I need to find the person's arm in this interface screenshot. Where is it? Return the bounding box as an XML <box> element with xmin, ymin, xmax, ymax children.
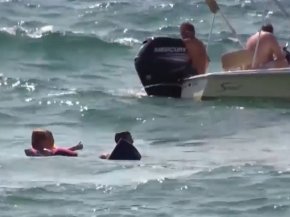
<box><xmin>100</xmin><ymin>153</ymin><xmax>110</xmax><ymax>159</ymax></box>
<box><xmin>25</xmin><ymin>149</ymin><xmax>37</xmax><ymax>157</ymax></box>
<box><xmin>68</xmin><ymin>142</ymin><xmax>83</xmax><ymax>151</ymax></box>
<box><xmin>24</xmin><ymin>149</ymin><xmax>53</xmax><ymax>157</ymax></box>
<box><xmin>270</xmin><ymin>35</ymin><xmax>288</xmax><ymax>67</ymax></box>
<box><xmin>53</xmin><ymin>148</ymin><xmax>78</xmax><ymax>157</ymax></box>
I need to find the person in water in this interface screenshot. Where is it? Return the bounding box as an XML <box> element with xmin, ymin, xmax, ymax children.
<box><xmin>25</xmin><ymin>129</ymin><xmax>51</xmax><ymax>156</ymax></box>
<box><xmin>246</xmin><ymin>23</ymin><xmax>288</xmax><ymax>69</ymax></box>
<box><xmin>24</xmin><ymin>129</ymin><xmax>83</xmax><ymax>157</ymax></box>
<box><xmin>180</xmin><ymin>22</ymin><xmax>209</xmax><ymax>74</ymax></box>
<box><xmin>100</xmin><ymin>131</ymin><xmax>141</xmax><ymax>160</ymax></box>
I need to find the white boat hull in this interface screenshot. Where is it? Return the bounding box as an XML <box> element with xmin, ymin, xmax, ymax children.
<box><xmin>181</xmin><ymin>68</ymin><xmax>290</xmax><ymax>100</ymax></box>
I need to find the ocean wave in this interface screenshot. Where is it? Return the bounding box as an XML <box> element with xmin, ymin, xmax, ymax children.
<box><xmin>85</xmin><ymin>1</ymin><xmax>131</xmax><ymax>10</ymax></box>
<box><xmin>113</xmin><ymin>37</ymin><xmax>141</xmax><ymax>46</ymax></box>
<box><xmin>0</xmin><ymin>112</ymin><xmax>19</xmax><ymax>122</ymax></box>
<box><xmin>0</xmin><ymin>26</ymin><xmax>133</xmax><ymax>52</ymax></box>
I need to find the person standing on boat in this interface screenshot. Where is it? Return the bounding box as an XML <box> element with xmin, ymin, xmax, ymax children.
<box><xmin>180</xmin><ymin>22</ymin><xmax>209</xmax><ymax>74</ymax></box>
<box><xmin>246</xmin><ymin>24</ymin><xmax>288</xmax><ymax>69</ymax></box>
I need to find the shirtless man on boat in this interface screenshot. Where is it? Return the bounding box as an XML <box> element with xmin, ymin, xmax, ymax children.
<box><xmin>180</xmin><ymin>22</ymin><xmax>209</xmax><ymax>74</ymax></box>
<box><xmin>246</xmin><ymin>23</ymin><xmax>289</xmax><ymax>69</ymax></box>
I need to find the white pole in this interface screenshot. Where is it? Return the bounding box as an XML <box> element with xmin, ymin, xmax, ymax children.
<box><xmin>207</xmin><ymin>14</ymin><xmax>216</xmax><ymax>51</ymax></box>
<box><xmin>251</xmin><ymin>30</ymin><xmax>262</xmax><ymax>68</ymax></box>
<box><xmin>219</xmin><ymin>11</ymin><xmax>244</xmax><ymax>48</ymax></box>
<box><xmin>205</xmin><ymin>0</ymin><xmax>244</xmax><ymax>48</ymax></box>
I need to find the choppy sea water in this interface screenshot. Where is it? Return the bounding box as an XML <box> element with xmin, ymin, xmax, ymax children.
<box><xmin>1</xmin><ymin>0</ymin><xmax>290</xmax><ymax>216</ymax></box>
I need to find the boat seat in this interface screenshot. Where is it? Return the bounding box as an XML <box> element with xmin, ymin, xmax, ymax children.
<box><xmin>221</xmin><ymin>50</ymin><xmax>254</xmax><ymax>71</ymax></box>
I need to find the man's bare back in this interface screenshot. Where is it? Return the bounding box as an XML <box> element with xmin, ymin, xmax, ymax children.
<box><xmin>246</xmin><ymin>24</ymin><xmax>288</xmax><ymax>69</ymax></box>
<box><xmin>180</xmin><ymin>22</ymin><xmax>209</xmax><ymax>74</ymax></box>
<box><xmin>183</xmin><ymin>38</ymin><xmax>208</xmax><ymax>74</ymax></box>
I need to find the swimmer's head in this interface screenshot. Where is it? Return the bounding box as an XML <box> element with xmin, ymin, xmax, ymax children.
<box><xmin>180</xmin><ymin>22</ymin><xmax>195</xmax><ymax>39</ymax></box>
<box><xmin>261</xmin><ymin>24</ymin><xmax>274</xmax><ymax>33</ymax></box>
<box><xmin>31</xmin><ymin>129</ymin><xmax>47</xmax><ymax>151</ymax></box>
<box><xmin>45</xmin><ymin>130</ymin><xmax>55</xmax><ymax>149</ymax></box>
<box><xmin>114</xmin><ymin>131</ymin><xmax>134</xmax><ymax>144</ymax></box>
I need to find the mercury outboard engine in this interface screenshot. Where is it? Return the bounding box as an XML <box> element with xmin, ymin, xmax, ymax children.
<box><xmin>134</xmin><ymin>37</ymin><xmax>197</xmax><ymax>98</ymax></box>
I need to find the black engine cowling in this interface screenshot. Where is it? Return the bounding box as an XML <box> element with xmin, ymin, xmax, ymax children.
<box><xmin>134</xmin><ymin>37</ymin><xmax>197</xmax><ymax>98</ymax></box>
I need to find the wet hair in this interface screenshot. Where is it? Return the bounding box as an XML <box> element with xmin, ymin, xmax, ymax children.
<box><xmin>46</xmin><ymin>130</ymin><xmax>54</xmax><ymax>145</ymax></box>
<box><xmin>261</xmin><ymin>24</ymin><xmax>274</xmax><ymax>33</ymax></box>
<box><xmin>114</xmin><ymin>131</ymin><xmax>132</xmax><ymax>143</ymax></box>
<box><xmin>180</xmin><ymin>22</ymin><xmax>195</xmax><ymax>36</ymax></box>
<box><xmin>31</xmin><ymin>129</ymin><xmax>47</xmax><ymax>150</ymax></box>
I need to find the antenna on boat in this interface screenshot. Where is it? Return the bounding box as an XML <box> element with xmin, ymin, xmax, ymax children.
<box><xmin>205</xmin><ymin>0</ymin><xmax>244</xmax><ymax>48</ymax></box>
<box><xmin>207</xmin><ymin>12</ymin><xmax>216</xmax><ymax>52</ymax></box>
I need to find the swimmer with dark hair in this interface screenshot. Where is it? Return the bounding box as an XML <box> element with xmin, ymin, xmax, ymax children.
<box><xmin>24</xmin><ymin>129</ymin><xmax>83</xmax><ymax>157</ymax></box>
<box><xmin>100</xmin><ymin>131</ymin><xmax>141</xmax><ymax>160</ymax></box>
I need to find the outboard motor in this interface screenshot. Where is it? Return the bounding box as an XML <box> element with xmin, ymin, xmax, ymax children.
<box><xmin>134</xmin><ymin>37</ymin><xmax>197</xmax><ymax>98</ymax></box>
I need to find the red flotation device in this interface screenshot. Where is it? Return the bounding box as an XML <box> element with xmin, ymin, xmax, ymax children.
<box><xmin>25</xmin><ymin>147</ymin><xmax>78</xmax><ymax>157</ymax></box>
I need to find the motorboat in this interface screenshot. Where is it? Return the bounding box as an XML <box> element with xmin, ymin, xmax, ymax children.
<box><xmin>134</xmin><ymin>0</ymin><xmax>290</xmax><ymax>100</ymax></box>
<box><xmin>134</xmin><ymin>37</ymin><xmax>290</xmax><ymax>100</ymax></box>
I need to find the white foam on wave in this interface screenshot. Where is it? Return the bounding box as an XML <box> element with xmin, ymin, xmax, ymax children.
<box><xmin>0</xmin><ymin>25</ymin><xmax>54</xmax><ymax>38</ymax></box>
<box><xmin>88</xmin><ymin>3</ymin><xmax>102</xmax><ymax>9</ymax></box>
<box><xmin>47</xmin><ymin>90</ymin><xmax>77</xmax><ymax>97</ymax></box>
<box><xmin>108</xmin><ymin>88</ymin><xmax>146</xmax><ymax>99</ymax></box>
<box><xmin>157</xmin><ymin>3</ymin><xmax>175</xmax><ymax>9</ymax></box>
<box><xmin>95</xmin><ymin>167</ymin><xmax>201</xmax><ymax>186</ymax></box>
<box><xmin>0</xmin><ymin>75</ymin><xmax>36</xmax><ymax>92</ymax></box>
<box><xmin>0</xmin><ymin>26</ymin><xmax>17</xmax><ymax>35</ymax></box>
<box><xmin>27</xmin><ymin>25</ymin><xmax>54</xmax><ymax>39</ymax></box>
<box><xmin>114</xmin><ymin>37</ymin><xmax>141</xmax><ymax>46</ymax></box>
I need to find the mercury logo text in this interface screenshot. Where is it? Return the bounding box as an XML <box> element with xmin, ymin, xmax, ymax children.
<box><xmin>154</xmin><ymin>47</ymin><xmax>186</xmax><ymax>53</ymax></box>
